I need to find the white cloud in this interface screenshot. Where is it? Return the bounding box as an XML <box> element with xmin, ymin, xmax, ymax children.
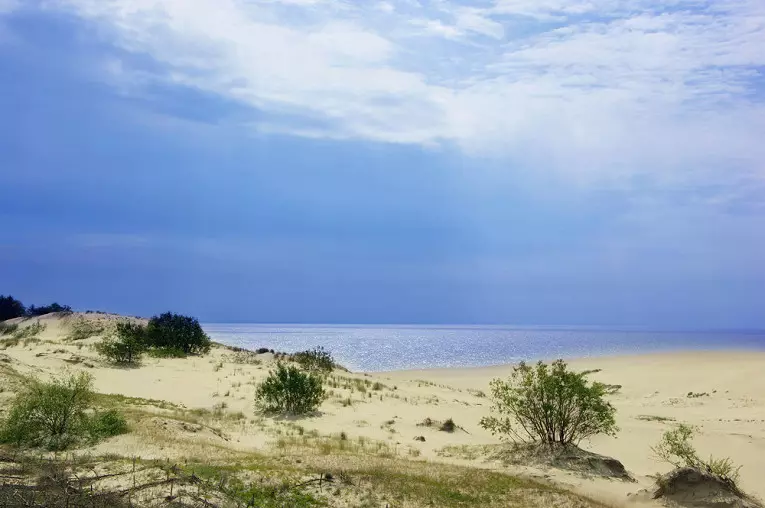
<box><xmin>39</xmin><ymin>0</ymin><xmax>765</xmax><ymax>188</ymax></box>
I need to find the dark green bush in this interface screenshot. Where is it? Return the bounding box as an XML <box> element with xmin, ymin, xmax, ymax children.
<box><xmin>292</xmin><ymin>346</ymin><xmax>335</xmax><ymax>375</ymax></box>
<box><xmin>255</xmin><ymin>363</ymin><xmax>326</xmax><ymax>415</ymax></box>
<box><xmin>145</xmin><ymin>312</ymin><xmax>211</xmax><ymax>356</ymax></box>
<box><xmin>89</xmin><ymin>409</ymin><xmax>129</xmax><ymax>438</ymax></box>
<box><xmin>96</xmin><ymin>321</ymin><xmax>147</xmax><ymax>364</ymax></box>
<box><xmin>0</xmin><ymin>295</ymin><xmax>26</xmax><ymax>321</ymax></box>
<box><xmin>480</xmin><ymin>359</ymin><xmax>618</xmax><ymax>445</ymax></box>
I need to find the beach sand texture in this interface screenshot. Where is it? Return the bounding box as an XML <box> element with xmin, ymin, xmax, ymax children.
<box><xmin>1</xmin><ymin>313</ymin><xmax>763</xmax><ymax>507</ymax></box>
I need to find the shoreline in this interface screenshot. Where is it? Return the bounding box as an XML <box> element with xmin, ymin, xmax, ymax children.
<box><xmin>3</xmin><ymin>313</ymin><xmax>765</xmax><ymax>506</ymax></box>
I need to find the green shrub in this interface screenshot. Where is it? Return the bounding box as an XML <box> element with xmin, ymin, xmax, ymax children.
<box><xmin>96</xmin><ymin>321</ymin><xmax>147</xmax><ymax>364</ymax></box>
<box><xmin>0</xmin><ymin>372</ymin><xmax>93</xmax><ymax>450</ymax></box>
<box><xmin>652</xmin><ymin>423</ymin><xmax>741</xmax><ymax>484</ymax></box>
<box><xmin>145</xmin><ymin>312</ymin><xmax>211</xmax><ymax>356</ymax></box>
<box><xmin>0</xmin><ymin>372</ymin><xmax>129</xmax><ymax>450</ymax></box>
<box><xmin>89</xmin><ymin>409</ymin><xmax>129</xmax><ymax>438</ymax></box>
<box><xmin>292</xmin><ymin>346</ymin><xmax>335</xmax><ymax>375</ymax></box>
<box><xmin>255</xmin><ymin>363</ymin><xmax>326</xmax><ymax>415</ymax></box>
<box><xmin>0</xmin><ymin>295</ymin><xmax>26</xmax><ymax>321</ymax></box>
<box><xmin>480</xmin><ymin>359</ymin><xmax>618</xmax><ymax>445</ymax></box>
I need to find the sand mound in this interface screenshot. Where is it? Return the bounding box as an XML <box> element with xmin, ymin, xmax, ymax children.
<box><xmin>491</xmin><ymin>442</ymin><xmax>634</xmax><ymax>481</ymax></box>
<box><xmin>652</xmin><ymin>467</ymin><xmax>763</xmax><ymax>508</ymax></box>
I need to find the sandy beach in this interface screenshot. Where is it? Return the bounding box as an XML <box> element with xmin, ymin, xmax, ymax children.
<box><xmin>1</xmin><ymin>313</ymin><xmax>764</xmax><ymax>507</ymax></box>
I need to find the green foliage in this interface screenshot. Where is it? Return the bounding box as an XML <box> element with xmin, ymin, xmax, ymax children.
<box><xmin>0</xmin><ymin>372</ymin><xmax>129</xmax><ymax>450</ymax></box>
<box><xmin>0</xmin><ymin>372</ymin><xmax>93</xmax><ymax>450</ymax></box>
<box><xmin>292</xmin><ymin>346</ymin><xmax>335</xmax><ymax>375</ymax></box>
<box><xmin>145</xmin><ymin>312</ymin><xmax>211</xmax><ymax>356</ymax></box>
<box><xmin>88</xmin><ymin>409</ymin><xmax>129</xmax><ymax>438</ymax></box>
<box><xmin>480</xmin><ymin>359</ymin><xmax>618</xmax><ymax>445</ymax></box>
<box><xmin>652</xmin><ymin>423</ymin><xmax>741</xmax><ymax>484</ymax></box>
<box><xmin>96</xmin><ymin>321</ymin><xmax>147</xmax><ymax>364</ymax></box>
<box><xmin>0</xmin><ymin>295</ymin><xmax>26</xmax><ymax>321</ymax></box>
<box><xmin>26</xmin><ymin>303</ymin><xmax>72</xmax><ymax>317</ymax></box>
<box><xmin>255</xmin><ymin>363</ymin><xmax>326</xmax><ymax>415</ymax></box>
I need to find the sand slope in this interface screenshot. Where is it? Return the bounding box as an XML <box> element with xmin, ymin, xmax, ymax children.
<box><xmin>1</xmin><ymin>313</ymin><xmax>764</xmax><ymax>507</ymax></box>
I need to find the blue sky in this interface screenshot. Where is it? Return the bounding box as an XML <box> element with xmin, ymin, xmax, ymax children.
<box><xmin>1</xmin><ymin>0</ymin><xmax>764</xmax><ymax>327</ymax></box>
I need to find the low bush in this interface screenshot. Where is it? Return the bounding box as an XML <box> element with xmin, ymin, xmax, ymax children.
<box><xmin>480</xmin><ymin>359</ymin><xmax>618</xmax><ymax>445</ymax></box>
<box><xmin>88</xmin><ymin>409</ymin><xmax>129</xmax><ymax>438</ymax></box>
<box><xmin>0</xmin><ymin>372</ymin><xmax>128</xmax><ymax>450</ymax></box>
<box><xmin>255</xmin><ymin>363</ymin><xmax>326</xmax><ymax>415</ymax></box>
<box><xmin>652</xmin><ymin>423</ymin><xmax>741</xmax><ymax>484</ymax></box>
<box><xmin>145</xmin><ymin>312</ymin><xmax>211</xmax><ymax>356</ymax></box>
<box><xmin>96</xmin><ymin>320</ymin><xmax>147</xmax><ymax>365</ymax></box>
<box><xmin>292</xmin><ymin>346</ymin><xmax>335</xmax><ymax>375</ymax></box>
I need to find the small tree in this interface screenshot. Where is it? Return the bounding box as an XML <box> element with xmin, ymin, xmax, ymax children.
<box><xmin>0</xmin><ymin>372</ymin><xmax>93</xmax><ymax>450</ymax></box>
<box><xmin>255</xmin><ymin>363</ymin><xmax>326</xmax><ymax>415</ymax></box>
<box><xmin>652</xmin><ymin>424</ymin><xmax>741</xmax><ymax>484</ymax></box>
<box><xmin>0</xmin><ymin>295</ymin><xmax>26</xmax><ymax>321</ymax></box>
<box><xmin>292</xmin><ymin>346</ymin><xmax>335</xmax><ymax>375</ymax></box>
<box><xmin>145</xmin><ymin>312</ymin><xmax>211</xmax><ymax>356</ymax></box>
<box><xmin>480</xmin><ymin>359</ymin><xmax>618</xmax><ymax>446</ymax></box>
<box><xmin>96</xmin><ymin>321</ymin><xmax>147</xmax><ymax>365</ymax></box>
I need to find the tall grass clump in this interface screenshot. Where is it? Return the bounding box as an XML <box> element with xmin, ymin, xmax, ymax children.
<box><xmin>480</xmin><ymin>359</ymin><xmax>617</xmax><ymax>446</ymax></box>
<box><xmin>255</xmin><ymin>363</ymin><xmax>326</xmax><ymax>415</ymax></box>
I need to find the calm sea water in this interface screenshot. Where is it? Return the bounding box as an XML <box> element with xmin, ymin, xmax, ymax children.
<box><xmin>202</xmin><ymin>324</ymin><xmax>765</xmax><ymax>372</ymax></box>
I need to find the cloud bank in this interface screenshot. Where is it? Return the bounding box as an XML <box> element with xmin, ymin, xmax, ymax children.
<box><xmin>7</xmin><ymin>0</ymin><xmax>765</xmax><ymax>187</ymax></box>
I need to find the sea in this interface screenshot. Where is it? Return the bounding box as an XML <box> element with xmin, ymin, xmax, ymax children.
<box><xmin>202</xmin><ymin>324</ymin><xmax>765</xmax><ymax>373</ymax></box>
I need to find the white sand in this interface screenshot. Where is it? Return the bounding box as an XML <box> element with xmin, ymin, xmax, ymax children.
<box><xmin>2</xmin><ymin>313</ymin><xmax>764</xmax><ymax>507</ymax></box>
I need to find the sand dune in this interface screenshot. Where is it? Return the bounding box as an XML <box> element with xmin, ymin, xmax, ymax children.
<box><xmin>1</xmin><ymin>313</ymin><xmax>764</xmax><ymax>507</ymax></box>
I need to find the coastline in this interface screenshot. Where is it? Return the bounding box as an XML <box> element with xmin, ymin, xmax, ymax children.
<box><xmin>2</xmin><ymin>313</ymin><xmax>764</xmax><ymax>506</ymax></box>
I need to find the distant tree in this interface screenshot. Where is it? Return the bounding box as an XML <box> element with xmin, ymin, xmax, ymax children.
<box><xmin>0</xmin><ymin>295</ymin><xmax>26</xmax><ymax>321</ymax></box>
<box><xmin>26</xmin><ymin>303</ymin><xmax>72</xmax><ymax>317</ymax></box>
<box><xmin>145</xmin><ymin>312</ymin><xmax>211</xmax><ymax>356</ymax></box>
<box><xmin>96</xmin><ymin>321</ymin><xmax>147</xmax><ymax>364</ymax></box>
<box><xmin>480</xmin><ymin>359</ymin><xmax>618</xmax><ymax>446</ymax></box>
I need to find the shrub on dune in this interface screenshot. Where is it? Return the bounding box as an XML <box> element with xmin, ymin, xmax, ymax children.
<box><xmin>255</xmin><ymin>363</ymin><xmax>326</xmax><ymax>415</ymax></box>
<box><xmin>0</xmin><ymin>372</ymin><xmax>128</xmax><ymax>450</ymax></box>
<box><xmin>96</xmin><ymin>320</ymin><xmax>147</xmax><ymax>365</ymax></box>
<box><xmin>480</xmin><ymin>359</ymin><xmax>618</xmax><ymax>446</ymax></box>
<box><xmin>145</xmin><ymin>312</ymin><xmax>211</xmax><ymax>357</ymax></box>
<box><xmin>292</xmin><ymin>346</ymin><xmax>335</xmax><ymax>375</ymax></box>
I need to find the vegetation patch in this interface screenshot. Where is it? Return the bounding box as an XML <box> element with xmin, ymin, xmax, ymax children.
<box><xmin>255</xmin><ymin>363</ymin><xmax>326</xmax><ymax>415</ymax></box>
<box><xmin>0</xmin><ymin>372</ymin><xmax>129</xmax><ymax>450</ymax></box>
<box><xmin>480</xmin><ymin>359</ymin><xmax>617</xmax><ymax>445</ymax></box>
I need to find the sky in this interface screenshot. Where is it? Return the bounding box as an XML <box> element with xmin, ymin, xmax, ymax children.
<box><xmin>1</xmin><ymin>0</ymin><xmax>764</xmax><ymax>327</ymax></box>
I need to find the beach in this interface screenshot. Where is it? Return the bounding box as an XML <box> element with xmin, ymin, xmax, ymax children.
<box><xmin>2</xmin><ymin>313</ymin><xmax>764</xmax><ymax>507</ymax></box>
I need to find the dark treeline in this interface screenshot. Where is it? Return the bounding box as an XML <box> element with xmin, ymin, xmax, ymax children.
<box><xmin>0</xmin><ymin>295</ymin><xmax>72</xmax><ymax>321</ymax></box>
